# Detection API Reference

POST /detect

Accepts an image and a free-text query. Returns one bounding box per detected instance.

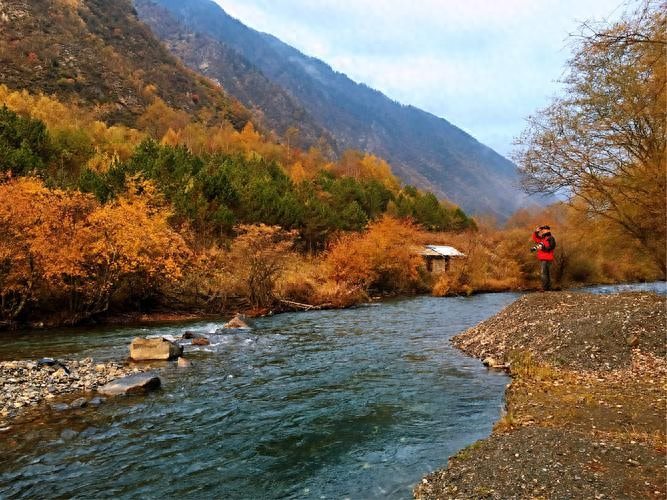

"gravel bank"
[452,291,665,371]
[0,358,144,428]
[416,291,667,499]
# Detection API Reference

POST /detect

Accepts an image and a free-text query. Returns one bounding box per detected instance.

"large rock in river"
[221,314,251,330]
[98,373,161,396]
[130,337,183,361]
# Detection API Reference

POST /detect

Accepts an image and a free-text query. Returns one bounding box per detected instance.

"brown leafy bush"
[325,216,424,294]
[227,224,298,309]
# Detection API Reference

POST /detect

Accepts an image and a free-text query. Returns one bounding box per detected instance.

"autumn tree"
[86,179,191,312]
[228,224,298,309]
[513,1,666,275]
[137,97,190,139]
[325,215,424,293]
[0,176,189,324]
[285,126,299,160]
[0,177,45,322]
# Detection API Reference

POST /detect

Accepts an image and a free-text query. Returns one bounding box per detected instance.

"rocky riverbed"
[415,291,667,499]
[0,325,231,430]
[0,358,145,429]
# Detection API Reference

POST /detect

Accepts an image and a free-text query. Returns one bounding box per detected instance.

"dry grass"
[493,411,518,433]
[508,351,562,382]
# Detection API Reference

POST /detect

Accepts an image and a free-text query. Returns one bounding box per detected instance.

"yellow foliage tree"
[325,215,423,293]
[137,97,190,139]
[239,121,262,151]
[360,153,401,191]
[227,224,298,309]
[0,177,190,323]
[0,177,48,321]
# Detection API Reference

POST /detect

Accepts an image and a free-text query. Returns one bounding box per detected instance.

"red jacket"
[532,231,556,261]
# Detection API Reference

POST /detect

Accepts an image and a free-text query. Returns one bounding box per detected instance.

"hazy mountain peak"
[136,0,531,218]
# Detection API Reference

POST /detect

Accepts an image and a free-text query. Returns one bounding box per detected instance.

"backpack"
[546,235,556,251]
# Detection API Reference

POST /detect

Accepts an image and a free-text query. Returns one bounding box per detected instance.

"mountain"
[131,0,336,154]
[0,0,249,128]
[134,0,529,219]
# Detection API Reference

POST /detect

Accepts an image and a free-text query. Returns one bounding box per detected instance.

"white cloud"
[214,0,625,155]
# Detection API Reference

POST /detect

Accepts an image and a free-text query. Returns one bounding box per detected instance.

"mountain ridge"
[136,0,528,218]
[0,0,250,129]
[132,0,337,154]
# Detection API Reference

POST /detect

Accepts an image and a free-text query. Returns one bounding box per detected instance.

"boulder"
[182,331,209,340]
[69,397,88,409]
[191,337,210,346]
[222,314,250,329]
[482,357,509,370]
[97,373,161,396]
[130,337,183,361]
[177,357,192,368]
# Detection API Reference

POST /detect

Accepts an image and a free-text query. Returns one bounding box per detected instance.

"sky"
[212,0,626,158]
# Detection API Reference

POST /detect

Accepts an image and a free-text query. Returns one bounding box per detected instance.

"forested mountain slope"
[136,0,529,218]
[0,0,249,128]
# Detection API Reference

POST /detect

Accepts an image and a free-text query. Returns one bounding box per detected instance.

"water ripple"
[0,292,531,498]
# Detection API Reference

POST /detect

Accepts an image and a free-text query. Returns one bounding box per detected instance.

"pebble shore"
[0,358,143,428]
[415,291,667,499]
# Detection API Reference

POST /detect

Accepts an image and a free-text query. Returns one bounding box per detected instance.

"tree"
[0,106,51,175]
[513,1,666,274]
[325,215,424,293]
[228,224,298,309]
[137,97,190,140]
[0,177,45,322]
[285,126,299,160]
[86,179,191,313]
[0,176,190,324]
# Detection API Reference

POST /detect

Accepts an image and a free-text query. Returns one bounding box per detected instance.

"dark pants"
[541,260,552,291]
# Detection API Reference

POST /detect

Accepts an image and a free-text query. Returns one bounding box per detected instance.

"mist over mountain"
[134,0,531,219]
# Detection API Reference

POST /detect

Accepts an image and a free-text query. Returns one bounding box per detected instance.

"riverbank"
[5,281,664,332]
[415,291,666,499]
[0,358,145,429]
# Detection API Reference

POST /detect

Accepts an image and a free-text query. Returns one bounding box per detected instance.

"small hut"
[417,245,466,273]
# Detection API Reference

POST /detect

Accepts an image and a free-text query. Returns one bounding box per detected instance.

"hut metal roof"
[424,245,466,257]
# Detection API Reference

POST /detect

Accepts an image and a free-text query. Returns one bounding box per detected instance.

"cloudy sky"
[213,0,624,157]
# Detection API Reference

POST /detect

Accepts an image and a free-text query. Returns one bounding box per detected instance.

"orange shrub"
[227,224,298,309]
[0,177,190,323]
[429,231,522,296]
[325,215,424,293]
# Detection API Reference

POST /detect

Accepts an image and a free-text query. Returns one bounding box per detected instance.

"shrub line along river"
[0,282,664,499]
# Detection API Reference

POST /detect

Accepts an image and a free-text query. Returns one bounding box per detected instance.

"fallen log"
[279,299,330,311]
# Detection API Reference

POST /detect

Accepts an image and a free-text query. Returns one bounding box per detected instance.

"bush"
[0,177,190,323]
[563,257,598,284]
[227,224,298,309]
[325,215,424,294]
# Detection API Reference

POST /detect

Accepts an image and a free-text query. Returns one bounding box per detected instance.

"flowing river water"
[0,282,664,499]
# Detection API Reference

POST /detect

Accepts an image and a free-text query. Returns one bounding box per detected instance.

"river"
[0,282,664,499]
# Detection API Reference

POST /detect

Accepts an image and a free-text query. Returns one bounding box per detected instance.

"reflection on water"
[0,282,662,498]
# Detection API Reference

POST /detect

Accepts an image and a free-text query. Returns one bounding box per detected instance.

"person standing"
[532,225,556,291]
